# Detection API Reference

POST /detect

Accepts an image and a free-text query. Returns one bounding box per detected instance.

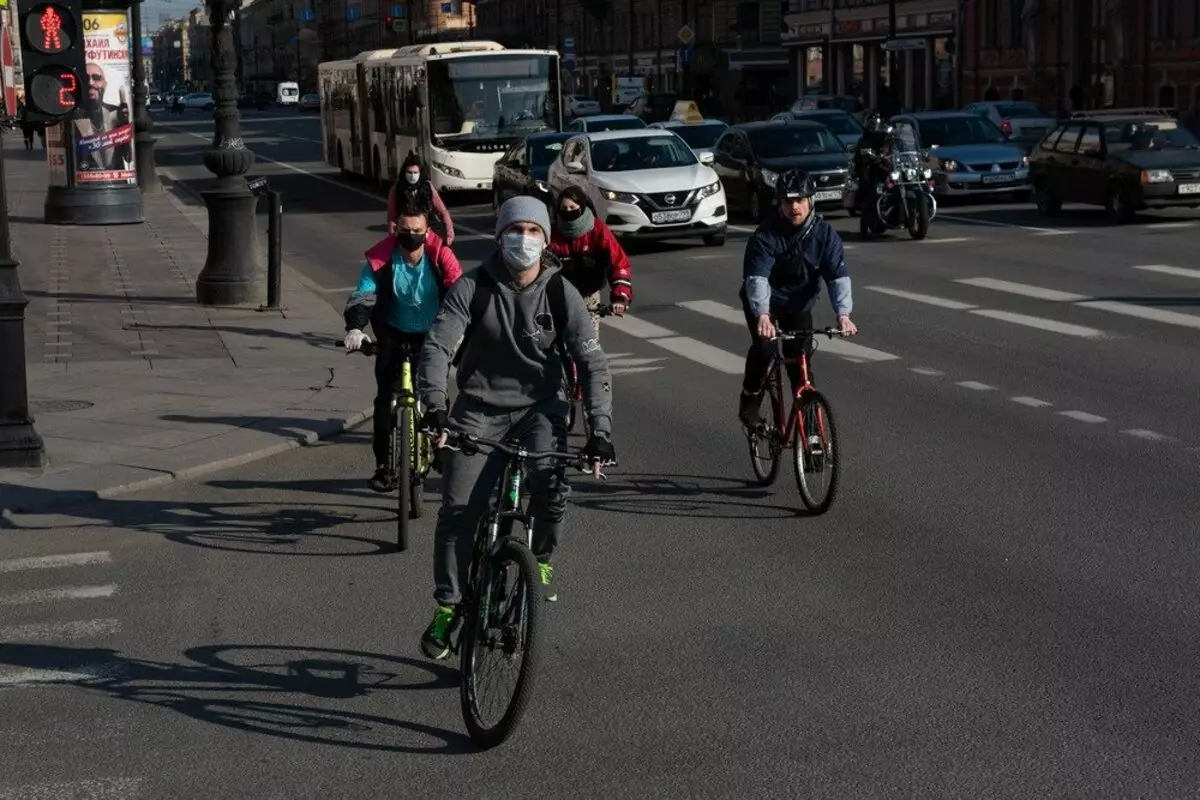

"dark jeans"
[373,330,426,466]
[739,288,813,394]
[433,394,570,606]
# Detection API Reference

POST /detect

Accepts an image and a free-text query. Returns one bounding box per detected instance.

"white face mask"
[500,232,544,272]
[404,172,420,185]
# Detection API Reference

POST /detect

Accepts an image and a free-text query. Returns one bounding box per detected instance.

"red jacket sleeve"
[429,185,455,243]
[594,221,633,303]
[436,243,462,288]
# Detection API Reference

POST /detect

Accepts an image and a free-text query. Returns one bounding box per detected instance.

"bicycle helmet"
[775,169,817,202]
[864,111,883,133]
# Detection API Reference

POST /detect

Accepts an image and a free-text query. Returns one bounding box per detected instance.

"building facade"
[782,0,960,112]
[152,20,192,90]
[473,0,792,118]
[962,0,1200,118]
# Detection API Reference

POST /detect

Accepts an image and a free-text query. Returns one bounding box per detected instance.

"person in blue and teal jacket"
[343,205,463,492]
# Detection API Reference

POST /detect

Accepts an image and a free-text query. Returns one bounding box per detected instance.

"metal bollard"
[266,190,283,309]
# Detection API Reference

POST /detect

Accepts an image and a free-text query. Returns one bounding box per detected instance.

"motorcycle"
[842,122,937,241]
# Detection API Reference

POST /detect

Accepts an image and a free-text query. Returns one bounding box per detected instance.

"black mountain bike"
[434,429,614,748]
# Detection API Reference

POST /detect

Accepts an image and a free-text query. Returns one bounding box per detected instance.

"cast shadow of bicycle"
[567,472,809,519]
[0,642,474,754]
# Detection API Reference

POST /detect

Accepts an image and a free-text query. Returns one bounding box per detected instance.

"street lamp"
[194,0,263,306]
[130,0,161,194]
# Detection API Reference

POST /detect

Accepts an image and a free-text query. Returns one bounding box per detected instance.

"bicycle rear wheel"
[792,390,840,514]
[459,538,543,748]
[748,372,783,486]
[397,407,411,550]
[408,405,425,520]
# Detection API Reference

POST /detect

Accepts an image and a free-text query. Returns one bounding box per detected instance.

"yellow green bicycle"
[348,338,433,550]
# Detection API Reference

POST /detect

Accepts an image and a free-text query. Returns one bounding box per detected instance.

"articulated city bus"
[317,41,562,197]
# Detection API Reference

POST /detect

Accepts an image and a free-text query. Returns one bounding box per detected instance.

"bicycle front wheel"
[459,538,543,748]
[748,379,783,486]
[407,405,425,520]
[792,390,840,514]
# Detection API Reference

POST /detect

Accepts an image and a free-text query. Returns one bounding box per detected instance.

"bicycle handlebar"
[340,338,379,356]
[431,429,617,475]
[769,327,848,342]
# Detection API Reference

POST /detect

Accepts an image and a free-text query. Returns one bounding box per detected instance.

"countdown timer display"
[28,65,81,115]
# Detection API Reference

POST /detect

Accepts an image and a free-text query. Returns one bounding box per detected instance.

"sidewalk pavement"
[0,132,376,516]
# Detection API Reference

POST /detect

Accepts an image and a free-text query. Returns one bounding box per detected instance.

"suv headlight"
[1141,169,1173,184]
[760,168,779,188]
[938,158,960,171]
[696,180,722,200]
[600,189,639,203]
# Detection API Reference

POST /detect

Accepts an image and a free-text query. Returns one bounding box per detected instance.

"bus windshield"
[427,54,560,141]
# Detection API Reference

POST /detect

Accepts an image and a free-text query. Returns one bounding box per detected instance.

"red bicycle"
[565,303,615,434]
[745,327,847,514]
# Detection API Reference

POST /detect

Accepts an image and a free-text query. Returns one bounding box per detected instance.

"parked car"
[298,93,320,111]
[771,108,864,149]
[491,131,574,209]
[892,111,1030,200]
[1028,107,1200,223]
[963,100,1058,151]
[648,119,729,163]
[710,119,850,221]
[564,94,602,118]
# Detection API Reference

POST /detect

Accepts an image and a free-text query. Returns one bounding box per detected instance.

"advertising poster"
[74,10,136,186]
[45,123,68,186]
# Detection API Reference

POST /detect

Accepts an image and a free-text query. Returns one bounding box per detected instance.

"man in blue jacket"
[738,169,860,426]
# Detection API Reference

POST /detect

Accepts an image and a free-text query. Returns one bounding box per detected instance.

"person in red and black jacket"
[547,186,633,335]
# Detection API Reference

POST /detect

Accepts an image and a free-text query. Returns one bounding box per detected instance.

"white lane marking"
[1078,300,1200,330]
[677,299,900,362]
[956,381,995,391]
[866,286,976,309]
[650,336,744,374]
[0,777,143,799]
[936,213,1076,235]
[1134,264,1200,280]
[1011,396,1053,408]
[0,663,126,687]
[0,584,118,607]
[608,356,668,368]
[1121,428,1174,441]
[955,277,1085,302]
[0,619,121,642]
[688,253,728,259]
[969,309,1109,338]
[909,367,944,376]
[1059,410,1107,423]
[610,365,667,376]
[926,237,973,243]
[602,313,674,339]
[0,551,112,573]
[1142,221,1196,230]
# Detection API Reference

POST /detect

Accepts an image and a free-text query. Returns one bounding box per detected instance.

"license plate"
[814,190,841,202]
[1178,183,1200,195]
[651,209,691,224]
[981,173,1017,184]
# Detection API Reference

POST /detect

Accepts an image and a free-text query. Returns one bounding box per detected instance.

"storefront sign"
[74,10,137,187]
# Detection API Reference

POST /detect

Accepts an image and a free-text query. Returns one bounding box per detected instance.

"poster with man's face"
[73,11,136,185]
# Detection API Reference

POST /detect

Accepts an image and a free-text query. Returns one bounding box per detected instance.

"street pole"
[680,0,690,96]
[195,0,263,306]
[0,128,47,469]
[887,0,897,114]
[130,0,162,194]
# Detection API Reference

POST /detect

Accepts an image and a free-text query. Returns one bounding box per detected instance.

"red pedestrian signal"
[19,0,85,118]
[21,3,76,55]
[384,15,393,26]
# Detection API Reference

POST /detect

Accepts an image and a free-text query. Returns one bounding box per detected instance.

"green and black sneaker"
[540,562,557,603]
[420,605,456,660]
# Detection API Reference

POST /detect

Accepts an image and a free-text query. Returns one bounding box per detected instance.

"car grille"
[967,161,1022,171]
[811,171,848,188]
[1172,168,1200,182]
[638,189,698,210]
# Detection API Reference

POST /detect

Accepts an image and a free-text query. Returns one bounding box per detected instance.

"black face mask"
[559,206,584,221]
[396,231,427,251]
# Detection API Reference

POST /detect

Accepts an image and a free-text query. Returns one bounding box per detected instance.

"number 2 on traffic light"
[58,70,77,107]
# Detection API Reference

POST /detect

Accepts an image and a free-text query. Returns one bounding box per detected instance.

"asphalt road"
[2,111,1199,797]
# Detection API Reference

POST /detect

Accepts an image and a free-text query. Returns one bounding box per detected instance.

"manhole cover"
[30,399,95,413]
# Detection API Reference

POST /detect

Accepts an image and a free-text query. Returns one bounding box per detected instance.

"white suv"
[546,129,728,247]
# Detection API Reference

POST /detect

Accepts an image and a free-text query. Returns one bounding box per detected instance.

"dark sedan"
[492,132,575,210]
[710,119,851,221]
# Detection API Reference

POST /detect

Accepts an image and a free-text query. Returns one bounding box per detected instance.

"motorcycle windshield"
[886,122,921,156]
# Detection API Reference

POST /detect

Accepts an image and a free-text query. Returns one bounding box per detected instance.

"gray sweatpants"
[433,393,571,606]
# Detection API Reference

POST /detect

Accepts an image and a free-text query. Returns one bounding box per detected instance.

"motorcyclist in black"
[853,112,893,206]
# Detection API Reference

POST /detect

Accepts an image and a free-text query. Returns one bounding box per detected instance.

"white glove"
[344,329,368,351]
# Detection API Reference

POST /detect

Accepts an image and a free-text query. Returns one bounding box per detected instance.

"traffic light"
[19,0,86,120]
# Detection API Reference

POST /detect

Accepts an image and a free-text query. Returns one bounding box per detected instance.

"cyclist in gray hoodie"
[416,195,616,660]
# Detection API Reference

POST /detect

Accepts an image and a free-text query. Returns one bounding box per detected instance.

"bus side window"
[399,67,418,136]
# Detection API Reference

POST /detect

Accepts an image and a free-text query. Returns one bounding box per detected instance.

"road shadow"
[568,471,807,519]
[0,484,396,556]
[0,642,473,754]
[129,323,336,350]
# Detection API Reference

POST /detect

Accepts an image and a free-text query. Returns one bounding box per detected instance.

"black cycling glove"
[583,434,616,464]
[419,409,448,435]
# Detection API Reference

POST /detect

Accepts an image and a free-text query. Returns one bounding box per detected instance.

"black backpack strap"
[546,271,570,354]
[452,270,494,368]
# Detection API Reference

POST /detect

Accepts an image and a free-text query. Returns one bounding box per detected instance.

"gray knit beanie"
[496,194,552,241]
